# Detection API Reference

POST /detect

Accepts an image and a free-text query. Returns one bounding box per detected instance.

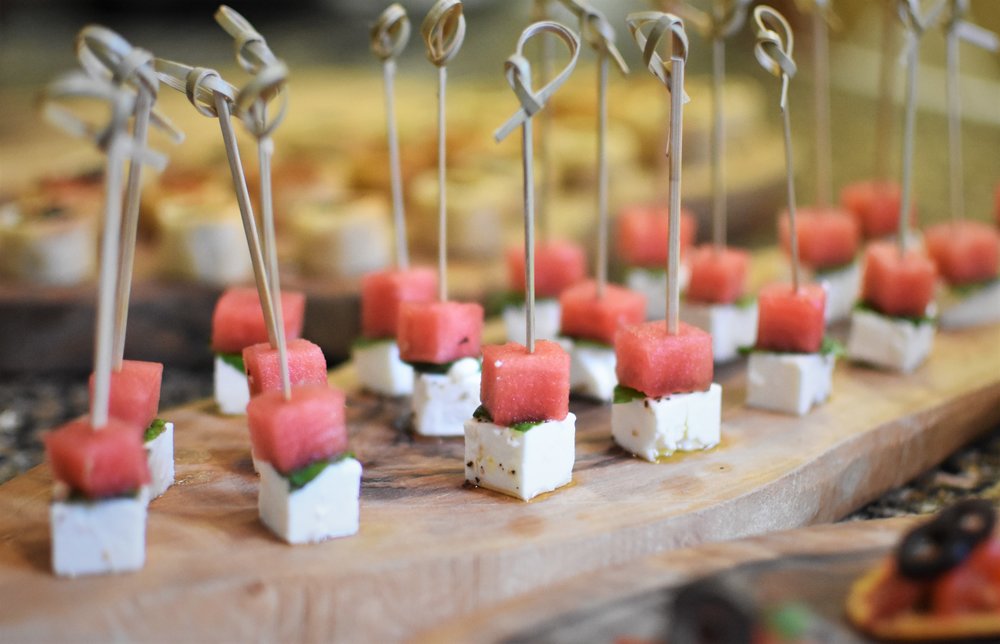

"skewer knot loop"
[558,1,628,73]
[215,5,277,73]
[752,6,796,81]
[422,0,466,67]
[234,61,289,140]
[372,3,411,62]
[626,12,690,102]
[154,58,236,119]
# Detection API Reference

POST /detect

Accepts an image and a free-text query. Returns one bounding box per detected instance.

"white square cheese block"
[412,358,482,437]
[51,488,148,577]
[566,340,617,402]
[258,457,362,544]
[353,339,414,396]
[290,201,391,278]
[746,352,836,415]
[938,280,1000,330]
[816,261,860,324]
[679,301,758,363]
[158,213,253,286]
[146,421,174,500]
[626,265,691,321]
[611,384,722,462]
[847,308,935,373]
[503,298,561,345]
[464,413,576,501]
[214,354,249,415]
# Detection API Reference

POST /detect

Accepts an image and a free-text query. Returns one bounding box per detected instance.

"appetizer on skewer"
[847,499,1000,641]
[466,18,580,501]
[745,6,839,416]
[502,239,586,345]
[925,220,1000,329]
[612,12,722,462]
[0,193,97,286]
[841,180,915,243]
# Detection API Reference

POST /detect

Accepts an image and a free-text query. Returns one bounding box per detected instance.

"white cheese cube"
[566,340,617,402]
[50,488,148,577]
[938,280,1000,330]
[214,354,249,415]
[290,198,392,278]
[679,301,758,363]
[464,413,576,501]
[746,352,835,415]
[816,261,860,324]
[611,384,722,462]
[145,421,174,500]
[158,209,253,286]
[0,214,96,286]
[847,308,935,373]
[258,457,362,544]
[353,339,414,396]
[412,358,482,437]
[503,298,562,345]
[626,264,691,321]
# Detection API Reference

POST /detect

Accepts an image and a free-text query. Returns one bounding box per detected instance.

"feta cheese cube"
[626,265,691,321]
[146,421,174,500]
[50,488,148,577]
[938,280,1000,330]
[611,384,721,462]
[847,308,935,373]
[214,354,249,415]
[258,457,362,544]
[566,340,617,402]
[679,301,758,363]
[412,358,482,437]
[816,261,860,323]
[503,298,561,345]
[464,413,576,501]
[746,352,835,415]
[353,339,414,396]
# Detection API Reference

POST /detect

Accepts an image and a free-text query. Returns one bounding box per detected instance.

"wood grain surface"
[0,316,997,641]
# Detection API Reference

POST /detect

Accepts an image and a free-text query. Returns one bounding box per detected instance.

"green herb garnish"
[734,294,756,309]
[814,258,858,277]
[567,336,612,350]
[739,336,843,357]
[766,602,812,640]
[949,276,1000,297]
[144,418,167,443]
[217,351,245,372]
[613,384,647,404]
[351,335,393,350]
[472,404,493,422]
[406,357,482,375]
[283,452,356,491]
[64,487,142,504]
[510,420,543,432]
[472,404,543,431]
[854,300,936,326]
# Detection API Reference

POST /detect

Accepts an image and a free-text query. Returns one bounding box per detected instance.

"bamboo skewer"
[874,0,898,182]
[372,4,412,271]
[753,6,801,292]
[496,21,581,353]
[533,0,556,242]
[422,0,466,303]
[628,11,690,334]
[810,0,834,209]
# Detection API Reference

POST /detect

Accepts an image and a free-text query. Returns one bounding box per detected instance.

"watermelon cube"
[211,287,306,354]
[246,384,347,474]
[616,204,696,268]
[480,340,570,427]
[861,241,937,318]
[779,207,860,271]
[685,245,750,305]
[559,280,646,345]
[397,300,484,365]
[243,338,328,396]
[995,183,1000,228]
[360,267,437,339]
[88,359,162,431]
[924,221,1000,286]
[755,283,826,353]
[45,418,150,499]
[841,180,915,239]
[614,321,714,398]
[505,239,587,298]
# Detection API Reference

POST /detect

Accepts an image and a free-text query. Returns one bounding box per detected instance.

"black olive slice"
[940,498,995,544]
[897,499,996,581]
[669,579,754,644]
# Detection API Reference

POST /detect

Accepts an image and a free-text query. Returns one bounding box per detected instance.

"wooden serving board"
[0,323,998,641]
[420,517,919,643]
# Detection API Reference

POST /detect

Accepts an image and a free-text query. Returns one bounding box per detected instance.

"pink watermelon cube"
[243,338,328,396]
[45,417,150,499]
[559,280,646,346]
[686,245,750,305]
[211,287,306,354]
[505,240,587,298]
[614,321,713,398]
[246,384,347,474]
[397,301,484,365]
[779,207,860,271]
[995,183,1000,228]
[360,267,437,339]
[924,221,1000,286]
[755,283,826,353]
[88,359,162,431]
[480,340,570,426]
[861,242,937,318]
[616,204,697,268]
[841,180,915,239]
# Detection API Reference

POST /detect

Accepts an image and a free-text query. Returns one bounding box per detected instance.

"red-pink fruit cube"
[559,280,646,346]
[45,417,150,499]
[505,239,587,298]
[779,207,860,271]
[861,242,937,318]
[686,245,750,305]
[925,221,999,286]
[211,287,306,354]
[243,338,328,396]
[360,267,437,339]
[841,180,915,239]
[88,359,162,431]
[755,283,826,353]
[615,321,713,398]
[616,204,696,268]
[246,384,347,474]
[397,301,484,364]
[480,340,570,426]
